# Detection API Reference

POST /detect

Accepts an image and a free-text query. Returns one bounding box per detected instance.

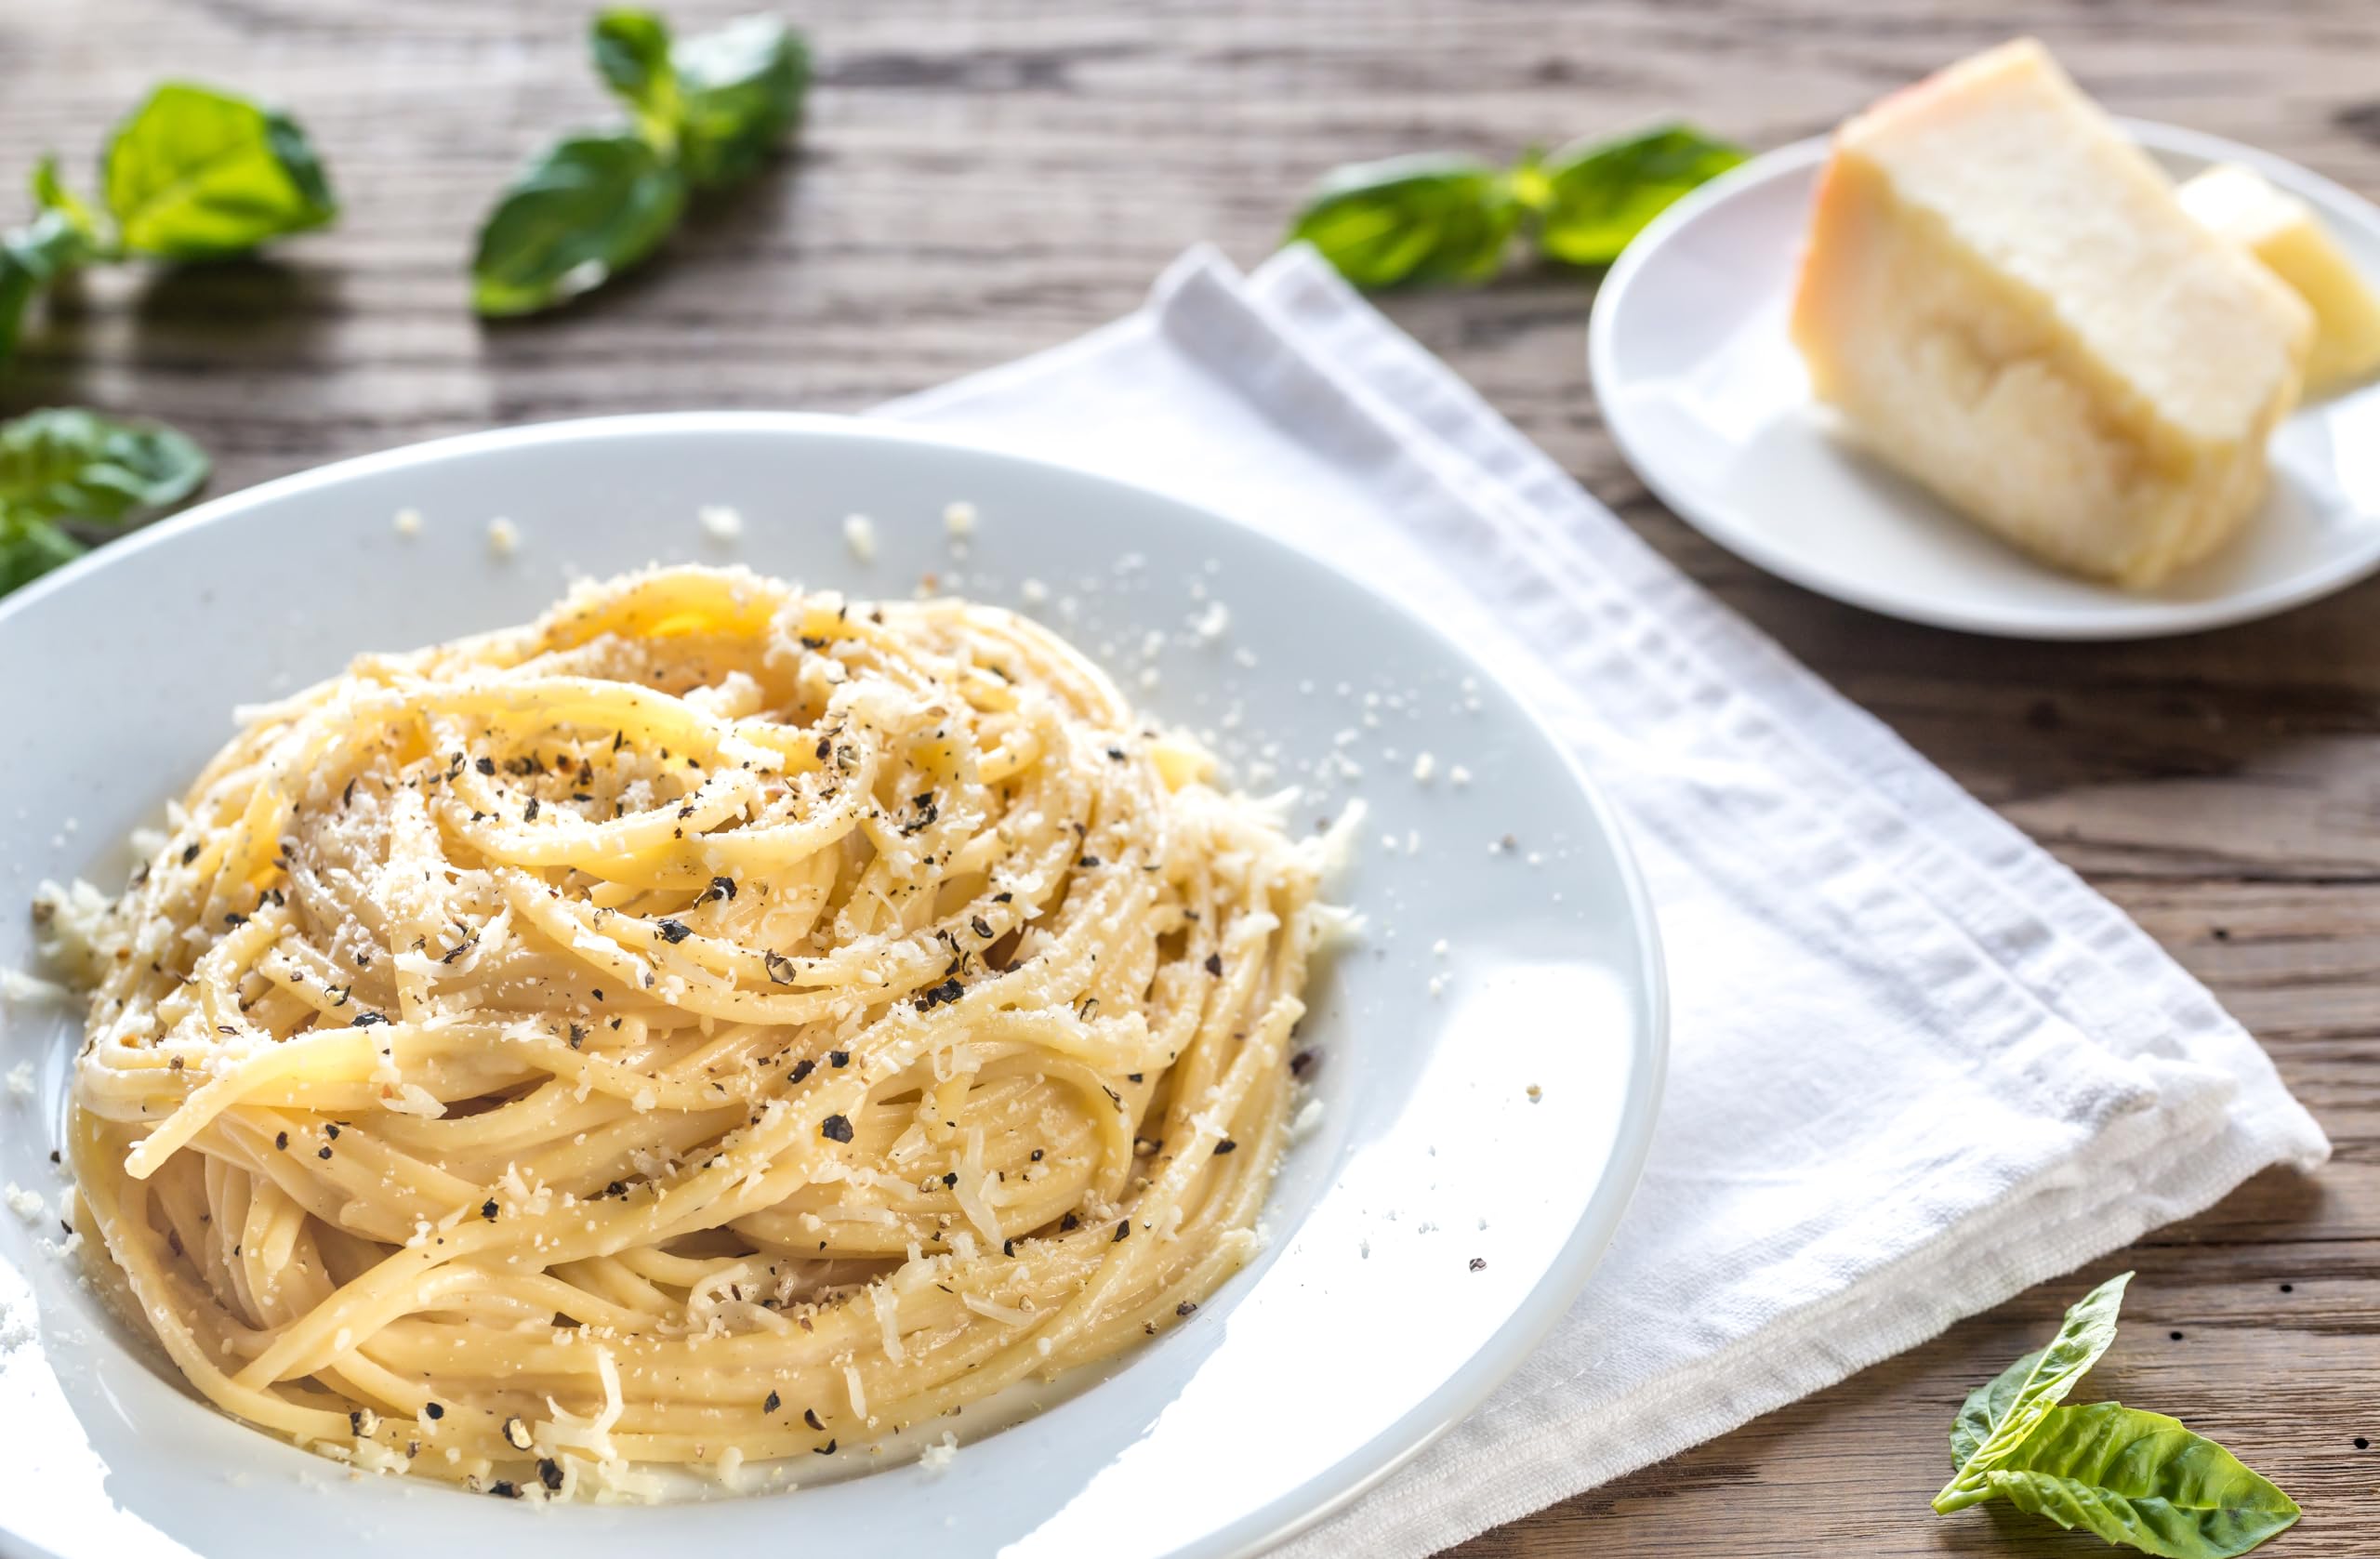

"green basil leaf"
[33,155,110,252]
[0,407,210,527]
[1936,1271,2132,1512]
[671,15,807,191]
[0,206,103,363]
[1287,153,1520,289]
[1531,124,1745,267]
[470,131,688,317]
[1951,1347,2043,1473]
[592,9,682,147]
[0,514,86,595]
[1986,1402,2300,1557]
[103,83,338,259]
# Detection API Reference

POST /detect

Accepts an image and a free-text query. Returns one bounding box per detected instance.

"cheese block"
[1791,39,2313,588]
[2178,162,2380,395]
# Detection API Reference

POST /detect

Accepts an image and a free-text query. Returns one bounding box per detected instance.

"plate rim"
[0,410,1670,1559]
[1588,117,2380,641]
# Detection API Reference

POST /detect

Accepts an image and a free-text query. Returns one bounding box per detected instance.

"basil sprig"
[1934,1273,2300,1556]
[472,9,807,317]
[1286,124,1743,289]
[0,84,337,365]
[0,408,209,596]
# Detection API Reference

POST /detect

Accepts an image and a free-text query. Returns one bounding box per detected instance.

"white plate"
[0,415,1665,1559]
[1590,119,2380,639]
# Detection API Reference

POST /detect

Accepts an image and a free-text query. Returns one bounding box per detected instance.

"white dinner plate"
[0,415,1665,1559]
[1590,119,2380,639]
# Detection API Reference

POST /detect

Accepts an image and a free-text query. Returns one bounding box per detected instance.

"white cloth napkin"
[879,244,2331,1558]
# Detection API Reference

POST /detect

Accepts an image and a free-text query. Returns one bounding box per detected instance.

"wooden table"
[6,1,2374,1552]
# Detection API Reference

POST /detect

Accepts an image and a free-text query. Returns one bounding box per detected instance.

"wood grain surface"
[4,1,2376,1552]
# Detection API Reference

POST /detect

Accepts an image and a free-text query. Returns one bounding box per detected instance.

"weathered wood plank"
[4,1,2374,1552]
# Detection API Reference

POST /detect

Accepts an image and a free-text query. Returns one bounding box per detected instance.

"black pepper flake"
[1060,1213,1079,1232]
[475,757,495,775]
[971,916,994,939]
[353,1011,389,1027]
[1112,1220,1130,1242]
[502,1416,533,1450]
[813,1440,837,1456]
[274,1130,289,1151]
[317,1145,333,1160]
[522,798,540,822]
[763,1390,781,1413]
[326,984,350,1007]
[482,1198,500,1221]
[1289,1050,1316,1077]
[829,1050,850,1068]
[1469,1257,1487,1271]
[820,1114,854,1143]
[567,1024,586,1050]
[1176,1301,1197,1317]
[940,1171,958,1187]
[1029,1149,1044,1162]
[708,875,737,903]
[1002,1238,1015,1257]
[224,912,248,927]
[489,1480,520,1500]
[789,1058,816,1083]
[1126,1072,1143,1083]
[324,1123,340,1140]
[1213,1139,1237,1155]
[591,988,604,1001]
[424,1402,444,1420]
[804,1407,824,1431]
[814,736,831,760]
[993,891,1012,904]
[763,950,798,984]
[914,977,963,1011]
[538,1458,562,1490]
[1106,746,1126,762]
[1078,855,1101,869]
[656,918,693,944]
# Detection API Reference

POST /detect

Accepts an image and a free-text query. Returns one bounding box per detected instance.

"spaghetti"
[59,565,1335,1499]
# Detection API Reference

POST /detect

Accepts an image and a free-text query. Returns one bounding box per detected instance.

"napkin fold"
[880,245,2329,1557]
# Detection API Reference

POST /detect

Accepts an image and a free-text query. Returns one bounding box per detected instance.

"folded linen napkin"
[880,244,2330,1557]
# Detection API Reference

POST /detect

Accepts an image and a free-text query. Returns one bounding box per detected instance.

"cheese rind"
[1792,39,2313,588]
[2178,162,2380,395]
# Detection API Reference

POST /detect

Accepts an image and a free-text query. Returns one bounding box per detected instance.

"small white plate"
[1590,119,2380,640]
[0,415,1664,1559]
